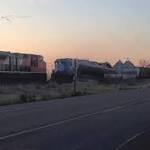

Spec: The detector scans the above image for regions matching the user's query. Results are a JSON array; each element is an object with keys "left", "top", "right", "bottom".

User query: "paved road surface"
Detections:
[{"left": 0, "top": 88, "right": 150, "bottom": 150}]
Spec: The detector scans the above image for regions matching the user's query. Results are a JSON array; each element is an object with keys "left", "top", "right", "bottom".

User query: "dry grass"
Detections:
[
  {"left": 0, "top": 82, "right": 74, "bottom": 106},
  {"left": 0, "top": 79, "right": 150, "bottom": 106}
]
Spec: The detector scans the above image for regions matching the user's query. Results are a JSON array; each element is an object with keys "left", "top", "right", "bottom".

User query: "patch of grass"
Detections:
[{"left": 0, "top": 79, "right": 149, "bottom": 106}]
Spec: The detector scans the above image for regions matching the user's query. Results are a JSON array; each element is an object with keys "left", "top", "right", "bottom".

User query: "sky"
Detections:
[{"left": 0, "top": 0, "right": 150, "bottom": 71}]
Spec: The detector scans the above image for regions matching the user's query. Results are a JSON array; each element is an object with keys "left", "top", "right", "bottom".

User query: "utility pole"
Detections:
[{"left": 73, "top": 59, "right": 77, "bottom": 95}]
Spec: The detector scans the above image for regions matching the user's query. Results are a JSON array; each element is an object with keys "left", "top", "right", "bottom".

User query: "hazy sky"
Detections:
[{"left": 0, "top": 0, "right": 150, "bottom": 69}]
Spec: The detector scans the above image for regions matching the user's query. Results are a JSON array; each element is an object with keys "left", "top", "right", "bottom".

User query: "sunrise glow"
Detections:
[{"left": 0, "top": 0, "right": 150, "bottom": 71}]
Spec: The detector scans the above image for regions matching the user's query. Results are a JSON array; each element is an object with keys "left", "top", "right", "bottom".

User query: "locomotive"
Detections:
[{"left": 0, "top": 51, "right": 47, "bottom": 83}]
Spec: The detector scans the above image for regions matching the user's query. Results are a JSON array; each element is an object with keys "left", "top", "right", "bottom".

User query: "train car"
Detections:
[
  {"left": 0, "top": 51, "right": 47, "bottom": 83},
  {"left": 138, "top": 67, "right": 150, "bottom": 78},
  {"left": 51, "top": 58, "right": 111, "bottom": 83}
]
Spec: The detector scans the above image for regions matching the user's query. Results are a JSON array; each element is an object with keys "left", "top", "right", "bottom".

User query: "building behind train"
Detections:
[{"left": 0, "top": 51, "right": 47, "bottom": 83}]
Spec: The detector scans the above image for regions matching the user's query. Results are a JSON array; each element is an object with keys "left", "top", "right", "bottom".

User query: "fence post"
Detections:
[{"left": 73, "top": 59, "right": 77, "bottom": 95}]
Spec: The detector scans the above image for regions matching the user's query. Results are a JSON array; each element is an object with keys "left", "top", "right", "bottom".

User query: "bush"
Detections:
[
  {"left": 71, "top": 91, "right": 89, "bottom": 97},
  {"left": 20, "top": 94, "right": 28, "bottom": 103},
  {"left": 20, "top": 93, "right": 36, "bottom": 103},
  {"left": 28, "top": 94, "right": 36, "bottom": 102}
]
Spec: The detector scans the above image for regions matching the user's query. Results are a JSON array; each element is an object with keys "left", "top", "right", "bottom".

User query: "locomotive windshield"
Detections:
[{"left": 55, "top": 59, "right": 73, "bottom": 73}]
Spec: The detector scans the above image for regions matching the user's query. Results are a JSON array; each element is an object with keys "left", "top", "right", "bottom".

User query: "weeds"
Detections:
[
  {"left": 0, "top": 79, "right": 148, "bottom": 106},
  {"left": 20, "top": 94, "right": 28, "bottom": 103}
]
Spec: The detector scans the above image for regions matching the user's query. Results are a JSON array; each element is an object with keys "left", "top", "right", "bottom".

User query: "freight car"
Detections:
[
  {"left": 138, "top": 67, "right": 150, "bottom": 78},
  {"left": 0, "top": 51, "right": 47, "bottom": 83},
  {"left": 51, "top": 58, "right": 111, "bottom": 83}
]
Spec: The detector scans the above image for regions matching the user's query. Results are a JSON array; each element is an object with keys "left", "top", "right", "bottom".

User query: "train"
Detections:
[
  {"left": 1, "top": 51, "right": 150, "bottom": 84},
  {"left": 51, "top": 58, "right": 113, "bottom": 83},
  {"left": 51, "top": 58, "right": 150, "bottom": 83},
  {"left": 0, "top": 51, "right": 47, "bottom": 83}
]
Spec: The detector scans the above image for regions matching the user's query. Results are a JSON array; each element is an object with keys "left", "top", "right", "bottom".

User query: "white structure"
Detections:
[{"left": 113, "top": 60, "right": 139, "bottom": 79}]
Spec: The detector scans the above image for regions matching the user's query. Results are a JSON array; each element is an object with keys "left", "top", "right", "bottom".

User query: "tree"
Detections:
[{"left": 139, "top": 59, "right": 150, "bottom": 68}]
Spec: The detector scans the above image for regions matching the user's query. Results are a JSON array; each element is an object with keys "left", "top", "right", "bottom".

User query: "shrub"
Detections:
[
  {"left": 20, "top": 94, "right": 28, "bottom": 103},
  {"left": 28, "top": 94, "right": 36, "bottom": 102}
]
